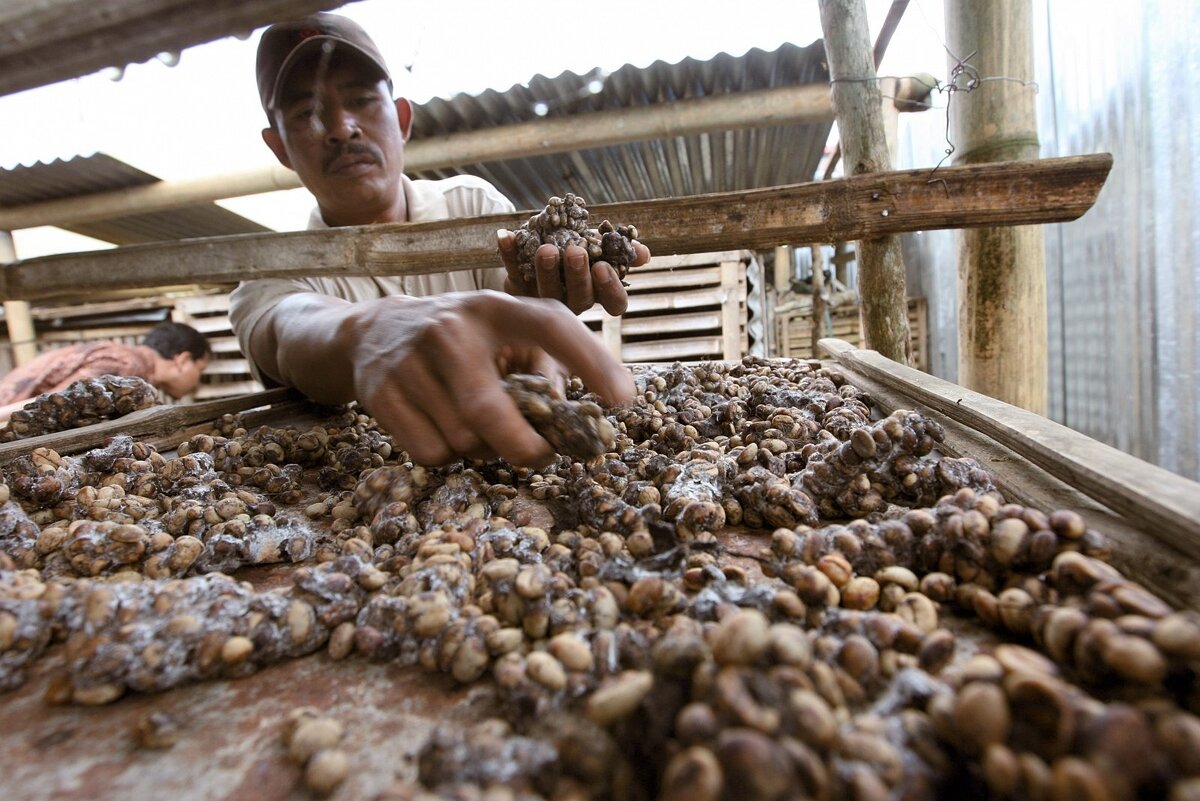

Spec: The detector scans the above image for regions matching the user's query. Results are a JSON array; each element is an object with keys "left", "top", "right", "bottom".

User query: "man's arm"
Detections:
[{"left": 243, "top": 289, "right": 633, "bottom": 467}]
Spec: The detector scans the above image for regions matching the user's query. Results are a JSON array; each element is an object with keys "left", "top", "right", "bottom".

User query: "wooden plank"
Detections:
[
  {"left": 0, "top": 155, "right": 1112, "bottom": 302},
  {"left": 640, "top": 251, "right": 748, "bottom": 270},
  {"left": 37, "top": 325, "right": 150, "bottom": 343},
  {"left": 173, "top": 294, "right": 234, "bottom": 315},
  {"left": 619, "top": 311, "right": 724, "bottom": 336},
  {"left": 201, "top": 359, "right": 251, "bottom": 375},
  {"left": 626, "top": 266, "right": 722, "bottom": 291},
  {"left": 622, "top": 337, "right": 723, "bottom": 362},
  {"left": 28, "top": 295, "right": 173, "bottom": 321},
  {"left": 187, "top": 317, "right": 233, "bottom": 334},
  {"left": 208, "top": 338, "right": 244, "bottom": 354},
  {"left": 0, "top": 387, "right": 297, "bottom": 463},
  {"left": 0, "top": 0, "right": 345, "bottom": 98},
  {"left": 825, "top": 348, "right": 1200, "bottom": 610},
  {"left": 585, "top": 286, "right": 728, "bottom": 318},
  {"left": 193, "top": 380, "right": 266, "bottom": 400},
  {"left": 819, "top": 339, "right": 1200, "bottom": 560}
]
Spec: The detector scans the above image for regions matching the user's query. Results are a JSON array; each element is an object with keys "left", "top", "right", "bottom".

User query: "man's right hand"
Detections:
[{"left": 331, "top": 290, "right": 632, "bottom": 467}]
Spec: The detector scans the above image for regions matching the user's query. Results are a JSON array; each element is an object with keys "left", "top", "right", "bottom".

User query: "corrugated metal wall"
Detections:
[{"left": 897, "top": 0, "right": 1200, "bottom": 481}]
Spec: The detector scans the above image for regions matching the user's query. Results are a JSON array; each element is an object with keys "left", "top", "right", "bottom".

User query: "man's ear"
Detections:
[
  {"left": 262, "top": 127, "right": 293, "bottom": 169},
  {"left": 395, "top": 97, "right": 414, "bottom": 142}
]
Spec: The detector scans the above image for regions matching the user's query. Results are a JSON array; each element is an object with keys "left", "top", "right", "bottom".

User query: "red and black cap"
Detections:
[{"left": 256, "top": 12, "right": 392, "bottom": 121}]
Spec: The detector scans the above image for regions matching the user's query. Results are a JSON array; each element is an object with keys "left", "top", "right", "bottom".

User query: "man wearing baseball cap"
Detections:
[{"left": 230, "top": 12, "right": 649, "bottom": 467}]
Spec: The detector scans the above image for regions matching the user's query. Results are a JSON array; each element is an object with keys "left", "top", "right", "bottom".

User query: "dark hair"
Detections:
[{"left": 142, "top": 322, "right": 211, "bottom": 360}]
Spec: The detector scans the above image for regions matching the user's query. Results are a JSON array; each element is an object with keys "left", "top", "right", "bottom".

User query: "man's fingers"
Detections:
[
  {"left": 631, "top": 240, "right": 651, "bottom": 268},
  {"left": 398, "top": 358, "right": 486, "bottom": 456},
  {"left": 482, "top": 296, "right": 634, "bottom": 407},
  {"left": 534, "top": 244, "right": 565, "bottom": 304},
  {"left": 592, "top": 262, "right": 628, "bottom": 316},
  {"left": 496, "top": 229, "right": 518, "bottom": 271},
  {"left": 370, "top": 390, "right": 455, "bottom": 466},
  {"left": 562, "top": 245, "right": 594, "bottom": 314},
  {"left": 423, "top": 307, "right": 557, "bottom": 466}
]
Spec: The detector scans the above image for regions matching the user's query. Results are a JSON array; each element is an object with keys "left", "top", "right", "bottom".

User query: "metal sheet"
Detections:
[{"left": 895, "top": 0, "right": 1200, "bottom": 481}]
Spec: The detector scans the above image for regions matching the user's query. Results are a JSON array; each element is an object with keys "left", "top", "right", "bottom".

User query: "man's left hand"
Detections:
[{"left": 497, "top": 233, "right": 651, "bottom": 316}]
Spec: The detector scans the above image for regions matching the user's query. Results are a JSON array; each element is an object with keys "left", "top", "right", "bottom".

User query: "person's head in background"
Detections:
[
  {"left": 142, "top": 321, "right": 211, "bottom": 398},
  {"left": 256, "top": 13, "right": 414, "bottom": 227}
]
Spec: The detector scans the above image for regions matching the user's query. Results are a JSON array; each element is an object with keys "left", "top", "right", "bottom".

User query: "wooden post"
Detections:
[
  {"left": 946, "top": 0, "right": 1047, "bottom": 413},
  {"left": 819, "top": 0, "right": 913, "bottom": 365},
  {"left": 0, "top": 231, "right": 37, "bottom": 367},
  {"left": 810, "top": 245, "right": 828, "bottom": 359}
]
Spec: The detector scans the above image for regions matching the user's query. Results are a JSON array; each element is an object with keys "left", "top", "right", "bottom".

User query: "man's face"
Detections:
[
  {"left": 159, "top": 354, "right": 208, "bottom": 399},
  {"left": 265, "top": 54, "right": 408, "bottom": 226}
]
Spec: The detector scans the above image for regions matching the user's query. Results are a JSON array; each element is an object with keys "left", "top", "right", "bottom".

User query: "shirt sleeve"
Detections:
[{"left": 228, "top": 278, "right": 313, "bottom": 386}]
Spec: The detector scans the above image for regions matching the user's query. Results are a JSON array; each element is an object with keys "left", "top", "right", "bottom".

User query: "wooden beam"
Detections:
[
  {"left": 0, "top": 154, "right": 1112, "bottom": 302},
  {"left": 0, "top": 0, "right": 347, "bottom": 98},
  {"left": 0, "top": 387, "right": 301, "bottom": 463},
  {"left": 820, "top": 0, "right": 912, "bottom": 365},
  {"left": 819, "top": 339, "right": 1200, "bottom": 562},
  {"left": 947, "top": 0, "right": 1047, "bottom": 414},
  {"left": 0, "top": 84, "right": 837, "bottom": 232}
]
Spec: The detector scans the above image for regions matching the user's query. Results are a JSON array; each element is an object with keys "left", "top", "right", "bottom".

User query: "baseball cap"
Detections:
[{"left": 256, "top": 12, "right": 393, "bottom": 121}]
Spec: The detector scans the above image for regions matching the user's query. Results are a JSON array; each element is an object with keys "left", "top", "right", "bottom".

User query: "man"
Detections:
[
  {"left": 0, "top": 321, "right": 211, "bottom": 418},
  {"left": 230, "top": 12, "right": 649, "bottom": 467}
]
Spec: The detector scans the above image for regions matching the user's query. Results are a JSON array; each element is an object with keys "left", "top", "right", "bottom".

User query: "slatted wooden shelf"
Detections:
[
  {"left": 777, "top": 296, "right": 928, "bottom": 371},
  {"left": 581, "top": 250, "right": 750, "bottom": 363},
  {"left": 172, "top": 293, "right": 263, "bottom": 402}
]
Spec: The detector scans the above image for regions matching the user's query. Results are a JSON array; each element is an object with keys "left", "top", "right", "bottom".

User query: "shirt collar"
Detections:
[{"left": 307, "top": 174, "right": 448, "bottom": 230}]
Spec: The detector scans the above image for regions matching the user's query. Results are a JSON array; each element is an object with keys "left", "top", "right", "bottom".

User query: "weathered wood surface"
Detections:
[
  {"left": 820, "top": 338, "right": 1200, "bottom": 565},
  {"left": 0, "top": 0, "right": 345, "bottom": 98},
  {"left": 819, "top": 0, "right": 913, "bottom": 364},
  {"left": 0, "top": 155, "right": 1112, "bottom": 302},
  {"left": 0, "top": 388, "right": 300, "bottom": 464}
]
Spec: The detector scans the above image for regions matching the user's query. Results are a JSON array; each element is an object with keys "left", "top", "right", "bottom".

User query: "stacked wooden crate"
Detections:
[
  {"left": 776, "top": 297, "right": 928, "bottom": 371},
  {"left": 580, "top": 250, "right": 751, "bottom": 363},
  {"left": 172, "top": 294, "right": 263, "bottom": 401}
]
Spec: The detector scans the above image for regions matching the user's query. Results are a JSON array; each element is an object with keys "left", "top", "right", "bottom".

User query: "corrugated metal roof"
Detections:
[
  {"left": 408, "top": 41, "right": 833, "bottom": 210},
  {"left": 0, "top": 153, "right": 270, "bottom": 244}
]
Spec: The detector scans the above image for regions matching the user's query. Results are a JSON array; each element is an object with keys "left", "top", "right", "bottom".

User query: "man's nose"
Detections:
[{"left": 321, "top": 104, "right": 360, "bottom": 144}]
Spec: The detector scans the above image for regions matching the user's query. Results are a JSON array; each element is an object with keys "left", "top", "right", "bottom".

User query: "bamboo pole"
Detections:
[
  {"left": 0, "top": 232, "right": 37, "bottom": 366},
  {"left": 0, "top": 155, "right": 1113, "bottom": 302},
  {"left": 819, "top": 0, "right": 913, "bottom": 365},
  {"left": 946, "top": 0, "right": 1047, "bottom": 413}
]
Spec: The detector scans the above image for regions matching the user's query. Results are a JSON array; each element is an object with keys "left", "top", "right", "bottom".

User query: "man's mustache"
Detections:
[{"left": 323, "top": 143, "right": 382, "bottom": 173}]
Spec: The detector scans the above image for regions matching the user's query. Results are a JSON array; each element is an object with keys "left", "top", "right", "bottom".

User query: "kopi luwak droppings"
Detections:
[{"left": 509, "top": 193, "right": 640, "bottom": 284}]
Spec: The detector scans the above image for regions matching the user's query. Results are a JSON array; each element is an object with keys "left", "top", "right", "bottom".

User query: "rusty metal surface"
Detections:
[
  {"left": 0, "top": 525, "right": 996, "bottom": 801},
  {"left": 0, "top": 604, "right": 493, "bottom": 801},
  {"left": 0, "top": 371, "right": 1188, "bottom": 800}
]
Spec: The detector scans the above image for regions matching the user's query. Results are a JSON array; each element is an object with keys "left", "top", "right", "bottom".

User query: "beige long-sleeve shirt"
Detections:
[{"left": 229, "top": 173, "right": 512, "bottom": 383}]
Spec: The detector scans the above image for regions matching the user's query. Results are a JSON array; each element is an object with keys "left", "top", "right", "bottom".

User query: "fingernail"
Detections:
[{"left": 496, "top": 228, "right": 512, "bottom": 250}]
